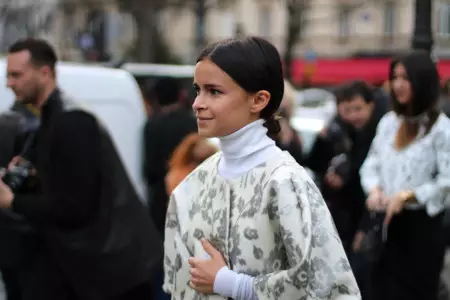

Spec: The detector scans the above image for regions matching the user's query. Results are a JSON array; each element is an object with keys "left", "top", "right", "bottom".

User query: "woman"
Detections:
[
  {"left": 360, "top": 50, "right": 450, "bottom": 300},
  {"left": 165, "top": 133, "right": 217, "bottom": 194},
  {"left": 163, "top": 36, "right": 360, "bottom": 299}
]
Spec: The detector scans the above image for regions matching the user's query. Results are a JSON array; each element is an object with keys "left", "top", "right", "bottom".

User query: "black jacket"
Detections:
[
  {"left": 144, "top": 108, "right": 197, "bottom": 233},
  {"left": 11, "top": 90, "right": 162, "bottom": 299}
]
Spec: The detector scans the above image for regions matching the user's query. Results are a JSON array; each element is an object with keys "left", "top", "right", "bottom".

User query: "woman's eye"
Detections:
[
  {"left": 193, "top": 86, "right": 200, "bottom": 95},
  {"left": 210, "top": 89, "right": 221, "bottom": 96}
]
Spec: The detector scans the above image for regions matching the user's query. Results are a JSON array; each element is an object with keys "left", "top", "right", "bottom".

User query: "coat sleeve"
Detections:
[
  {"left": 412, "top": 127, "right": 450, "bottom": 216},
  {"left": 359, "top": 112, "right": 394, "bottom": 194},
  {"left": 253, "top": 168, "right": 361, "bottom": 300}
]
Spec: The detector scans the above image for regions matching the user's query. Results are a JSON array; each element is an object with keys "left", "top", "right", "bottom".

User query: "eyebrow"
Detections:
[{"left": 193, "top": 82, "right": 224, "bottom": 89}]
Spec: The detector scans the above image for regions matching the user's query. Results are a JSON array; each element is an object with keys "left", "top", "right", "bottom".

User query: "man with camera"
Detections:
[
  {"left": 305, "top": 81, "right": 388, "bottom": 298},
  {"left": 0, "top": 38, "right": 161, "bottom": 300},
  {"left": 306, "top": 81, "right": 387, "bottom": 250}
]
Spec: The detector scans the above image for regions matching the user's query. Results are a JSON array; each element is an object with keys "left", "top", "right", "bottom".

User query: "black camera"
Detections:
[
  {"left": 2, "top": 160, "right": 34, "bottom": 192},
  {"left": 328, "top": 153, "right": 351, "bottom": 181}
]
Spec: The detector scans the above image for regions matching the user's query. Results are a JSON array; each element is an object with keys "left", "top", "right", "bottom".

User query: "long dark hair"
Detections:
[
  {"left": 197, "top": 36, "right": 284, "bottom": 135},
  {"left": 389, "top": 50, "right": 440, "bottom": 148},
  {"left": 389, "top": 50, "right": 440, "bottom": 117}
]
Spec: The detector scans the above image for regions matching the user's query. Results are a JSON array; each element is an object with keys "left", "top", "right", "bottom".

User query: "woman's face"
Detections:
[
  {"left": 391, "top": 63, "right": 412, "bottom": 105},
  {"left": 192, "top": 59, "right": 268, "bottom": 138}
]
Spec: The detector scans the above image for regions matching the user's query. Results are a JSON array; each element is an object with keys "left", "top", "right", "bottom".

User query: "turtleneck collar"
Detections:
[{"left": 218, "top": 119, "right": 281, "bottom": 179}]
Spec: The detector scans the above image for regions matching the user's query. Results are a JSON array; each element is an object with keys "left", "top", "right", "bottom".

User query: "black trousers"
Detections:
[
  {"left": 370, "top": 209, "right": 446, "bottom": 300},
  {"left": 20, "top": 251, "right": 154, "bottom": 300}
]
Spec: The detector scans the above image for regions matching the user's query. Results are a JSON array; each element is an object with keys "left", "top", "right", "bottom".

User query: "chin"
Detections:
[
  {"left": 396, "top": 96, "right": 410, "bottom": 105},
  {"left": 197, "top": 128, "right": 216, "bottom": 138}
]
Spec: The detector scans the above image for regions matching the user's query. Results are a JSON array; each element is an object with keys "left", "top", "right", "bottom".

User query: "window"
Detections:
[
  {"left": 438, "top": 2, "right": 450, "bottom": 37},
  {"left": 383, "top": 1, "right": 395, "bottom": 36},
  {"left": 338, "top": 6, "right": 350, "bottom": 37},
  {"left": 221, "top": 10, "right": 235, "bottom": 38},
  {"left": 259, "top": 5, "right": 271, "bottom": 37}
]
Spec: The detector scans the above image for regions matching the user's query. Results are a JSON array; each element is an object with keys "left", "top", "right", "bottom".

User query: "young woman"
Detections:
[
  {"left": 163, "top": 36, "right": 360, "bottom": 300},
  {"left": 360, "top": 50, "right": 450, "bottom": 300}
]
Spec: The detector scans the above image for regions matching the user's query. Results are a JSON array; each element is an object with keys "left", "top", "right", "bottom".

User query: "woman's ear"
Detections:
[{"left": 250, "top": 90, "right": 271, "bottom": 114}]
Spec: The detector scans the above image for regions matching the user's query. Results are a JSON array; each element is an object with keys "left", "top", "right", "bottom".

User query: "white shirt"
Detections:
[{"left": 360, "top": 111, "right": 450, "bottom": 216}]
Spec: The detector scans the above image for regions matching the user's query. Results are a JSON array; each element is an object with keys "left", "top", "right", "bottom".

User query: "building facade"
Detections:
[
  {"left": 2, "top": 0, "right": 450, "bottom": 62},
  {"left": 163, "top": 0, "right": 450, "bottom": 62}
]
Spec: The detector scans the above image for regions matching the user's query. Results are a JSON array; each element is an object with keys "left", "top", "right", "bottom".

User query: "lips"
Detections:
[{"left": 197, "top": 117, "right": 213, "bottom": 121}]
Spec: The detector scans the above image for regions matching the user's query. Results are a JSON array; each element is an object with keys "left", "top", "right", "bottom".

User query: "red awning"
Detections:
[{"left": 292, "top": 58, "right": 450, "bottom": 86}]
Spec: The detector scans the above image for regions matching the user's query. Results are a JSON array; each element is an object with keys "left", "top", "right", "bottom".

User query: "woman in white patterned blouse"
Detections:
[{"left": 360, "top": 50, "right": 450, "bottom": 300}]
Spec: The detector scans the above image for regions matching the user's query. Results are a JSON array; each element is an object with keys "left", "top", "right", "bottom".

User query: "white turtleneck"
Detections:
[
  {"left": 213, "top": 119, "right": 282, "bottom": 300},
  {"left": 218, "top": 119, "right": 282, "bottom": 180}
]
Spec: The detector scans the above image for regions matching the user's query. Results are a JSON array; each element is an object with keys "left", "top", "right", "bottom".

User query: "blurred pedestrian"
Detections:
[
  {"left": 361, "top": 50, "right": 450, "bottom": 300},
  {"left": 165, "top": 133, "right": 217, "bottom": 195},
  {"left": 0, "top": 38, "right": 161, "bottom": 300}
]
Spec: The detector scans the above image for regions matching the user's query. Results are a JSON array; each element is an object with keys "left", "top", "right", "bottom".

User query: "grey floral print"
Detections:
[{"left": 163, "top": 152, "right": 361, "bottom": 299}]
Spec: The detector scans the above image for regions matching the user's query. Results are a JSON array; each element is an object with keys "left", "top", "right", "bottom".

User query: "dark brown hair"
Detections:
[
  {"left": 389, "top": 50, "right": 440, "bottom": 149},
  {"left": 9, "top": 38, "right": 57, "bottom": 75}
]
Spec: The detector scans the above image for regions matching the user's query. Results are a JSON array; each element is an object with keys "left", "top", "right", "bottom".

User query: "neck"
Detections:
[
  {"left": 217, "top": 119, "right": 281, "bottom": 179},
  {"left": 35, "top": 82, "right": 56, "bottom": 109}
]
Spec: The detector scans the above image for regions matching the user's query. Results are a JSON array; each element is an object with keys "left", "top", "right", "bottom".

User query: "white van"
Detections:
[{"left": 0, "top": 59, "right": 148, "bottom": 202}]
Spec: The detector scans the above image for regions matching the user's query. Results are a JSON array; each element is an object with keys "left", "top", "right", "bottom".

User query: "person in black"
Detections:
[
  {"left": 144, "top": 77, "right": 198, "bottom": 234},
  {"left": 0, "top": 38, "right": 161, "bottom": 300},
  {"left": 306, "top": 81, "right": 387, "bottom": 252}
]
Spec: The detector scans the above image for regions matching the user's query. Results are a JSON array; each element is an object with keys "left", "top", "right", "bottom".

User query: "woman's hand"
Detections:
[
  {"left": 384, "top": 190, "right": 412, "bottom": 225},
  {"left": 188, "top": 238, "right": 227, "bottom": 294},
  {"left": 366, "top": 187, "right": 387, "bottom": 211},
  {"left": 352, "top": 230, "right": 366, "bottom": 253}
]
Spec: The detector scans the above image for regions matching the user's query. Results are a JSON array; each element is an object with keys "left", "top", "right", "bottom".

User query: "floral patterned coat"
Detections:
[{"left": 164, "top": 151, "right": 360, "bottom": 300}]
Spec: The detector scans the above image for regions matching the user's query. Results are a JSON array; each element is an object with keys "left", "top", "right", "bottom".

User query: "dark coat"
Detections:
[{"left": 11, "top": 90, "right": 162, "bottom": 299}]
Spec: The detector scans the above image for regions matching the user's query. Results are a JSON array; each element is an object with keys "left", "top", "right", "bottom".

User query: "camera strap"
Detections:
[{"left": 17, "top": 130, "right": 37, "bottom": 159}]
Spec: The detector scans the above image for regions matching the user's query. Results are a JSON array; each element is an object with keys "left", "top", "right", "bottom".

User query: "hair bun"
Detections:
[{"left": 264, "top": 114, "right": 281, "bottom": 136}]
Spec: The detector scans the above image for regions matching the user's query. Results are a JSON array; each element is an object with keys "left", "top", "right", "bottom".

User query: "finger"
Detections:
[
  {"left": 189, "top": 281, "right": 197, "bottom": 290},
  {"left": 384, "top": 210, "right": 392, "bottom": 225},
  {"left": 188, "top": 257, "right": 197, "bottom": 267},
  {"left": 190, "top": 273, "right": 209, "bottom": 286},
  {"left": 189, "top": 280, "right": 208, "bottom": 293},
  {"left": 189, "top": 268, "right": 206, "bottom": 280},
  {"left": 201, "top": 238, "right": 219, "bottom": 258},
  {"left": 8, "top": 156, "right": 21, "bottom": 170}
]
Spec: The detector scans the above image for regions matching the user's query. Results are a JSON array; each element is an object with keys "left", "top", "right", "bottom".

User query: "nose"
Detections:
[
  {"left": 192, "top": 94, "right": 206, "bottom": 112},
  {"left": 392, "top": 78, "right": 404, "bottom": 91},
  {"left": 6, "top": 76, "right": 14, "bottom": 89}
]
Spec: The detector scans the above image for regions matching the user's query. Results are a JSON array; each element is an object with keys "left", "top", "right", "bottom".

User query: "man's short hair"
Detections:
[
  {"left": 338, "top": 80, "right": 374, "bottom": 104},
  {"left": 8, "top": 38, "right": 58, "bottom": 73}
]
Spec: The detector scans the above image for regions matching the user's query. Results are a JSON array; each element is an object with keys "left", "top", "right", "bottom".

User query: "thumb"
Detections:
[{"left": 201, "top": 238, "right": 219, "bottom": 258}]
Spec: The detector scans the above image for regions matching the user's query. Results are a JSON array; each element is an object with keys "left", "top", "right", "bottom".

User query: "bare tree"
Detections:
[
  {"left": 284, "top": 0, "right": 310, "bottom": 82},
  {"left": 116, "top": 0, "right": 234, "bottom": 63},
  {"left": 0, "top": 0, "right": 56, "bottom": 39},
  {"left": 116, "top": 0, "right": 181, "bottom": 63},
  {"left": 187, "top": 0, "right": 235, "bottom": 54}
]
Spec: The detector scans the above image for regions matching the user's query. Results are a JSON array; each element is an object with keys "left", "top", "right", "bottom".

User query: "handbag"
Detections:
[{"left": 358, "top": 212, "right": 387, "bottom": 263}]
